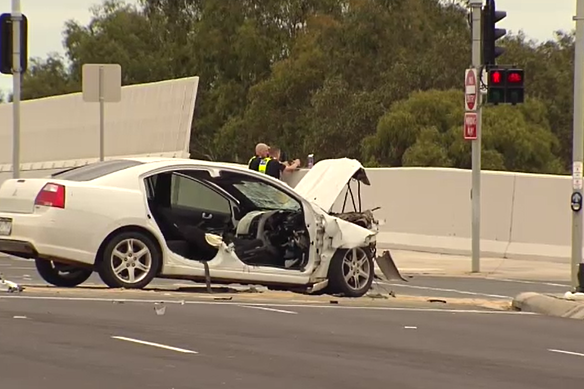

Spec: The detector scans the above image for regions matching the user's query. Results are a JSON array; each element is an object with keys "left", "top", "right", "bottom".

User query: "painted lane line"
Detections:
[
  {"left": 490, "top": 278, "right": 570, "bottom": 288},
  {"left": 0, "top": 295, "right": 536, "bottom": 315},
  {"left": 112, "top": 336, "right": 198, "bottom": 354},
  {"left": 548, "top": 349, "right": 584, "bottom": 357},
  {"left": 239, "top": 305, "right": 298, "bottom": 315},
  {"left": 380, "top": 282, "right": 512, "bottom": 299}
]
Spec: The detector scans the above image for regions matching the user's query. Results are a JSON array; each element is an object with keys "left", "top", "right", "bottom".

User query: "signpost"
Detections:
[
  {"left": 0, "top": 0, "right": 28, "bottom": 179},
  {"left": 464, "top": 68, "right": 478, "bottom": 112},
  {"left": 466, "top": 0, "right": 484, "bottom": 273},
  {"left": 82, "top": 63, "right": 122, "bottom": 161},
  {"left": 464, "top": 112, "right": 478, "bottom": 140}
]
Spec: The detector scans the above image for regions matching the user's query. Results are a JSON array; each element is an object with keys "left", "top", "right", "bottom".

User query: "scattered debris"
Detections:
[
  {"left": 0, "top": 274, "right": 24, "bottom": 293},
  {"left": 214, "top": 296, "right": 233, "bottom": 301},
  {"left": 366, "top": 292, "right": 389, "bottom": 299},
  {"left": 329, "top": 300, "right": 339, "bottom": 304},
  {"left": 154, "top": 302, "right": 166, "bottom": 315},
  {"left": 428, "top": 299, "right": 447, "bottom": 304}
]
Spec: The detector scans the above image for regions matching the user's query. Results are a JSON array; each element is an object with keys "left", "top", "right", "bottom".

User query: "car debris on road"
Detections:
[{"left": 0, "top": 274, "right": 24, "bottom": 293}]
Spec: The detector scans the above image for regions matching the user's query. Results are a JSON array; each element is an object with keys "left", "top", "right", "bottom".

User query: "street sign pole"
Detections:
[
  {"left": 82, "top": 63, "right": 122, "bottom": 162},
  {"left": 572, "top": 0, "right": 584, "bottom": 291},
  {"left": 469, "top": 0, "right": 483, "bottom": 273},
  {"left": 99, "top": 66, "right": 105, "bottom": 161},
  {"left": 11, "top": 0, "right": 21, "bottom": 179}
]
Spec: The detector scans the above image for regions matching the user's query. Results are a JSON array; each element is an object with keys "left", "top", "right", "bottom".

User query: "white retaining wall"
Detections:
[
  {"left": 0, "top": 76, "right": 200, "bottom": 185},
  {"left": 282, "top": 167, "right": 574, "bottom": 263}
]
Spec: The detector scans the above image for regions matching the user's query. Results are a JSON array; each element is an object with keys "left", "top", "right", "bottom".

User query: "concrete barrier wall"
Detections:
[
  {"left": 0, "top": 76, "right": 199, "bottom": 177},
  {"left": 282, "top": 167, "right": 574, "bottom": 263}
]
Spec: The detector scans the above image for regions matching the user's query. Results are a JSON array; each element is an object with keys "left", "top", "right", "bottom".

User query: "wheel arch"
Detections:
[{"left": 95, "top": 225, "right": 165, "bottom": 275}]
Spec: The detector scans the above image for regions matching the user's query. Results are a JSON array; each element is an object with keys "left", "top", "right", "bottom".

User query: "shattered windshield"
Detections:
[{"left": 233, "top": 181, "right": 301, "bottom": 211}]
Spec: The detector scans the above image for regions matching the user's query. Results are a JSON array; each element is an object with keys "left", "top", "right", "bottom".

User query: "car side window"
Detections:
[{"left": 170, "top": 174, "right": 230, "bottom": 214}]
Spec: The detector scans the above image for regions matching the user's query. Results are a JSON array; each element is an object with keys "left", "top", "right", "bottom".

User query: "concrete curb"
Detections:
[{"left": 512, "top": 292, "right": 584, "bottom": 319}]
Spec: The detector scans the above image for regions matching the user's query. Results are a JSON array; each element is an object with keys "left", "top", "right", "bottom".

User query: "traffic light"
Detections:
[
  {"left": 0, "top": 13, "right": 28, "bottom": 75},
  {"left": 482, "top": 0, "right": 507, "bottom": 66},
  {"left": 487, "top": 68, "right": 505, "bottom": 105},
  {"left": 505, "top": 69, "right": 524, "bottom": 104},
  {"left": 486, "top": 68, "right": 524, "bottom": 105}
]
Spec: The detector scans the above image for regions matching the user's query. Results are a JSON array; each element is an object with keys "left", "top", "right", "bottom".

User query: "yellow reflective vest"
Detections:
[{"left": 249, "top": 156, "right": 272, "bottom": 174}]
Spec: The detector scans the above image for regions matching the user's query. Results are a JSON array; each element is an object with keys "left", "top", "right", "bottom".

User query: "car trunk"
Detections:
[{"left": 0, "top": 179, "right": 50, "bottom": 214}]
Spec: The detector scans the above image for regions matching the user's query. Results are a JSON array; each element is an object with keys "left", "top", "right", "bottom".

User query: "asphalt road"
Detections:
[
  {"left": 0, "top": 295, "right": 583, "bottom": 388},
  {"left": 0, "top": 256, "right": 571, "bottom": 301}
]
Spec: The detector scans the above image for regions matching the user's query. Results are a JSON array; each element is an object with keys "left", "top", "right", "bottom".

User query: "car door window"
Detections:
[{"left": 170, "top": 174, "right": 230, "bottom": 214}]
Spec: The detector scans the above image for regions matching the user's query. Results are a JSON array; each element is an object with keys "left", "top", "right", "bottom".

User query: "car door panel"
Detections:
[
  {"left": 169, "top": 173, "right": 233, "bottom": 233},
  {"left": 170, "top": 204, "right": 231, "bottom": 231}
]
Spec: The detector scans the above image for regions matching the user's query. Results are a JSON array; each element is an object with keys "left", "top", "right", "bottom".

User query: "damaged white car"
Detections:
[{"left": 0, "top": 157, "right": 404, "bottom": 297}]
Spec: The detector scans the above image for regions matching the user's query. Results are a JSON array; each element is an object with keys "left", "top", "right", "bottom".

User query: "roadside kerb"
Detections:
[{"left": 512, "top": 292, "right": 584, "bottom": 319}]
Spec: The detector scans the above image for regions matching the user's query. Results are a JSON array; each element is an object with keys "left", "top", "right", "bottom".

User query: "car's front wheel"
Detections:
[
  {"left": 34, "top": 259, "right": 93, "bottom": 287},
  {"left": 327, "top": 247, "right": 374, "bottom": 297},
  {"left": 96, "top": 231, "right": 161, "bottom": 289}
]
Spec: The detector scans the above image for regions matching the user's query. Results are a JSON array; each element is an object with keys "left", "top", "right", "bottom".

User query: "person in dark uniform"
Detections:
[
  {"left": 265, "top": 146, "right": 300, "bottom": 180},
  {"left": 248, "top": 143, "right": 271, "bottom": 173}
]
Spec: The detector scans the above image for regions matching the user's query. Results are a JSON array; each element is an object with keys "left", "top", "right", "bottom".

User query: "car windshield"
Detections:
[{"left": 233, "top": 181, "right": 300, "bottom": 211}]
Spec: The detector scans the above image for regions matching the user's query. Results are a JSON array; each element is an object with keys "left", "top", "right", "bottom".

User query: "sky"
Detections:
[{"left": 0, "top": 0, "right": 577, "bottom": 92}]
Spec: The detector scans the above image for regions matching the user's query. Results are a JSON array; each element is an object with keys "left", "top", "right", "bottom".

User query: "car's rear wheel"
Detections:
[
  {"left": 327, "top": 247, "right": 374, "bottom": 297},
  {"left": 96, "top": 231, "right": 160, "bottom": 289},
  {"left": 34, "top": 259, "right": 93, "bottom": 287}
]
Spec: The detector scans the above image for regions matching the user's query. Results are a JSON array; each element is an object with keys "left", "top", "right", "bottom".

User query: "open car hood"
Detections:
[{"left": 293, "top": 158, "right": 370, "bottom": 212}]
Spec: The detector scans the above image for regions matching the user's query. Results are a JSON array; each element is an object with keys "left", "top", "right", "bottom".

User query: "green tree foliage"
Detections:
[{"left": 13, "top": 0, "right": 575, "bottom": 174}]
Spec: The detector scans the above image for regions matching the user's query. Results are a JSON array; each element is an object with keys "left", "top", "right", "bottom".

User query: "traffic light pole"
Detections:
[
  {"left": 11, "top": 0, "right": 22, "bottom": 179},
  {"left": 470, "top": 0, "right": 483, "bottom": 273},
  {"left": 572, "top": 0, "right": 584, "bottom": 291}
]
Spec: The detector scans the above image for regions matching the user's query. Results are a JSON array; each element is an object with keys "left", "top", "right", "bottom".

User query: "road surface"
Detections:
[
  {"left": 0, "top": 256, "right": 571, "bottom": 301},
  {"left": 0, "top": 295, "right": 583, "bottom": 388}
]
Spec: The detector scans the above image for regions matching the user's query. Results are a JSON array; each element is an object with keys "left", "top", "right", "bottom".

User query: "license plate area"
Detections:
[{"left": 0, "top": 217, "right": 13, "bottom": 236}]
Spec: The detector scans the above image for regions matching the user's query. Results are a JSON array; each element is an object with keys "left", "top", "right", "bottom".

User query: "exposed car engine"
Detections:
[{"left": 230, "top": 210, "right": 310, "bottom": 269}]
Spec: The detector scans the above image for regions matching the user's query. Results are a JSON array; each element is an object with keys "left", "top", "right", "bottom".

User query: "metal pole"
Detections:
[
  {"left": 572, "top": 0, "right": 584, "bottom": 291},
  {"left": 11, "top": 0, "right": 21, "bottom": 179},
  {"left": 99, "top": 65, "right": 105, "bottom": 161},
  {"left": 470, "top": 0, "right": 483, "bottom": 273}
]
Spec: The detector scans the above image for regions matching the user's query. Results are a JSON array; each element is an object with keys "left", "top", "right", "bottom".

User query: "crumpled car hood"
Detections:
[{"left": 294, "top": 158, "right": 370, "bottom": 213}]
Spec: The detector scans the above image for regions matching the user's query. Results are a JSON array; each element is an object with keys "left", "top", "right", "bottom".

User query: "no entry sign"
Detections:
[
  {"left": 464, "top": 112, "right": 477, "bottom": 140},
  {"left": 465, "top": 68, "right": 478, "bottom": 111}
]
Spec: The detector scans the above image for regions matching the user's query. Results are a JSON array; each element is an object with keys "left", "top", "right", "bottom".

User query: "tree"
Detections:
[
  {"left": 363, "top": 89, "right": 564, "bottom": 174},
  {"left": 12, "top": 0, "right": 576, "bottom": 174}
]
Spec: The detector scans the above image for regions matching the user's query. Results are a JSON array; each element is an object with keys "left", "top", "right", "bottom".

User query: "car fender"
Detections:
[
  {"left": 93, "top": 217, "right": 165, "bottom": 256},
  {"left": 322, "top": 214, "right": 376, "bottom": 249}
]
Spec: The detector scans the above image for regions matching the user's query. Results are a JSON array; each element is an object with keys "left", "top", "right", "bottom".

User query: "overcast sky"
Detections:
[{"left": 0, "top": 0, "right": 576, "bottom": 92}]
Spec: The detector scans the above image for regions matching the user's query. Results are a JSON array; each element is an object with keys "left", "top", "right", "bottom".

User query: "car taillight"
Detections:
[{"left": 34, "top": 183, "right": 66, "bottom": 208}]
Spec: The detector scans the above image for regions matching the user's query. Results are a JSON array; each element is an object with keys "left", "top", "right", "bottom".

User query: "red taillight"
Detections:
[{"left": 34, "top": 183, "right": 66, "bottom": 208}]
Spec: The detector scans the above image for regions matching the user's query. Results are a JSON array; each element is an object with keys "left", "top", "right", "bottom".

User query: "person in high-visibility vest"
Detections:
[
  {"left": 248, "top": 142, "right": 271, "bottom": 173},
  {"left": 264, "top": 147, "right": 300, "bottom": 180}
]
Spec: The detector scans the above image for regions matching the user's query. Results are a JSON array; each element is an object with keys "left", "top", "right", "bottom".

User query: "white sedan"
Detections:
[{"left": 0, "top": 157, "right": 404, "bottom": 297}]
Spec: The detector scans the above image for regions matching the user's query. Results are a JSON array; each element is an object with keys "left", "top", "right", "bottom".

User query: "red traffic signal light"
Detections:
[
  {"left": 506, "top": 70, "right": 524, "bottom": 85},
  {"left": 490, "top": 70, "right": 502, "bottom": 84}
]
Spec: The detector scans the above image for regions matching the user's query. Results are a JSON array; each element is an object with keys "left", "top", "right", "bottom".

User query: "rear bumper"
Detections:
[
  {"left": 0, "top": 239, "right": 38, "bottom": 258},
  {"left": 0, "top": 211, "right": 96, "bottom": 266}
]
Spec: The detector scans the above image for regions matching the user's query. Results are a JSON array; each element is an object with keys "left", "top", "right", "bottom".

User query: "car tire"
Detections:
[
  {"left": 327, "top": 247, "right": 374, "bottom": 298},
  {"left": 96, "top": 231, "right": 161, "bottom": 289},
  {"left": 34, "top": 259, "right": 93, "bottom": 287}
]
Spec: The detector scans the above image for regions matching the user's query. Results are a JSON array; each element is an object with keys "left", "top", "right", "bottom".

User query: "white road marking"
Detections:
[
  {"left": 380, "top": 282, "right": 512, "bottom": 299},
  {"left": 0, "top": 295, "right": 536, "bottom": 315},
  {"left": 239, "top": 305, "right": 298, "bottom": 314},
  {"left": 13, "top": 315, "right": 27, "bottom": 319},
  {"left": 491, "top": 278, "right": 570, "bottom": 288},
  {"left": 404, "top": 326, "right": 417, "bottom": 329},
  {"left": 112, "top": 336, "right": 198, "bottom": 354},
  {"left": 548, "top": 349, "right": 584, "bottom": 357}
]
